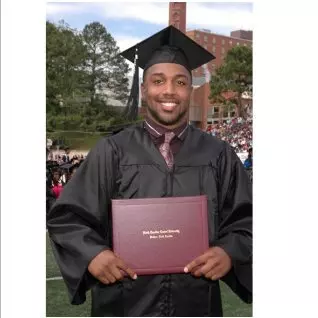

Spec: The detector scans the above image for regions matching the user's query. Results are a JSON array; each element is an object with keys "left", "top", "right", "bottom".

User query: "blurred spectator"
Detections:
[
  {"left": 244, "top": 148, "right": 253, "bottom": 169},
  {"left": 51, "top": 168, "right": 64, "bottom": 199},
  {"left": 69, "top": 164, "right": 80, "bottom": 180},
  {"left": 206, "top": 118, "right": 252, "bottom": 154},
  {"left": 62, "top": 149, "right": 70, "bottom": 163}
]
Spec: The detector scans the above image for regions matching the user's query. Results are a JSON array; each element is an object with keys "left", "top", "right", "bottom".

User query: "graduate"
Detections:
[{"left": 47, "top": 25, "right": 252, "bottom": 317}]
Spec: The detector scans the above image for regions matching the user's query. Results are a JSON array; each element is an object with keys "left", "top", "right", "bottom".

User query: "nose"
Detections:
[{"left": 163, "top": 80, "right": 176, "bottom": 95}]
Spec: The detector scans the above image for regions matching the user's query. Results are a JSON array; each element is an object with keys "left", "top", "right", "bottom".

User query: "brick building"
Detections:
[
  {"left": 186, "top": 29, "right": 252, "bottom": 78},
  {"left": 230, "top": 29, "right": 253, "bottom": 41}
]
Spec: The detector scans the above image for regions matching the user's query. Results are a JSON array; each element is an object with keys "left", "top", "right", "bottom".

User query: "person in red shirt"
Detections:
[{"left": 51, "top": 168, "right": 64, "bottom": 199}]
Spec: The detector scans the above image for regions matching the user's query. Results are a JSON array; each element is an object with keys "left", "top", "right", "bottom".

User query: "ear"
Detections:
[{"left": 141, "top": 82, "right": 146, "bottom": 101}]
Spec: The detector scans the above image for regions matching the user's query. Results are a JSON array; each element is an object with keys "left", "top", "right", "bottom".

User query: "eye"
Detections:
[
  {"left": 153, "top": 79, "right": 163, "bottom": 85},
  {"left": 177, "top": 80, "right": 186, "bottom": 86}
]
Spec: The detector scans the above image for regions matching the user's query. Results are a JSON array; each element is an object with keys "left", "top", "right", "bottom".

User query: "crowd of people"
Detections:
[
  {"left": 46, "top": 149, "right": 87, "bottom": 214},
  {"left": 206, "top": 117, "right": 252, "bottom": 154},
  {"left": 206, "top": 118, "right": 253, "bottom": 180}
]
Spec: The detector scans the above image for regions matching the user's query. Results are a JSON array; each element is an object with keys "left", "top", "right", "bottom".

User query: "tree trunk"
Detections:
[{"left": 237, "top": 96, "right": 247, "bottom": 119}]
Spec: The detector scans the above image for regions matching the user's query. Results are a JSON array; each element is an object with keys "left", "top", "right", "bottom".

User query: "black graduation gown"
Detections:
[{"left": 47, "top": 124, "right": 252, "bottom": 317}]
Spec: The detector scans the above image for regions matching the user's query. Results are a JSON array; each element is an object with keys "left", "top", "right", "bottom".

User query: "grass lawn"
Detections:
[
  {"left": 47, "top": 131, "right": 106, "bottom": 151},
  {"left": 46, "top": 234, "right": 61, "bottom": 278},
  {"left": 46, "top": 234, "right": 252, "bottom": 317},
  {"left": 47, "top": 280, "right": 91, "bottom": 317}
]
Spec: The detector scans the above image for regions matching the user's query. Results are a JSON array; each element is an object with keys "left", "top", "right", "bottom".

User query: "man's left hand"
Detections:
[{"left": 184, "top": 247, "right": 232, "bottom": 280}]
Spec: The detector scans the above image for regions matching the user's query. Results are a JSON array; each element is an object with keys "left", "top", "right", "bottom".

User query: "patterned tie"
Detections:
[{"left": 159, "top": 132, "right": 175, "bottom": 169}]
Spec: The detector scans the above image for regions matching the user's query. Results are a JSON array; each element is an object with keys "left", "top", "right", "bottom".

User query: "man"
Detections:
[
  {"left": 62, "top": 148, "right": 70, "bottom": 163},
  {"left": 47, "top": 26, "right": 252, "bottom": 317}
]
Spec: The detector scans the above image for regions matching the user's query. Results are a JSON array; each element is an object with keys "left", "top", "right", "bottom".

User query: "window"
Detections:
[
  {"left": 229, "top": 40, "right": 232, "bottom": 45},
  {"left": 244, "top": 43, "right": 247, "bottom": 46},
  {"left": 222, "top": 39, "right": 225, "bottom": 45},
  {"left": 212, "top": 37, "right": 216, "bottom": 44},
  {"left": 214, "top": 107, "right": 219, "bottom": 113},
  {"left": 204, "top": 35, "right": 208, "bottom": 42},
  {"left": 237, "top": 42, "right": 240, "bottom": 46},
  {"left": 212, "top": 45, "right": 216, "bottom": 53},
  {"left": 231, "top": 111, "right": 236, "bottom": 117},
  {"left": 221, "top": 47, "right": 225, "bottom": 54},
  {"left": 196, "top": 33, "right": 200, "bottom": 39}
]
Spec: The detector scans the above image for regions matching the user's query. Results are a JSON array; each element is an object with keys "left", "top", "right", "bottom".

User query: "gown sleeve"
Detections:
[
  {"left": 47, "top": 137, "right": 118, "bottom": 305},
  {"left": 214, "top": 143, "right": 253, "bottom": 303}
]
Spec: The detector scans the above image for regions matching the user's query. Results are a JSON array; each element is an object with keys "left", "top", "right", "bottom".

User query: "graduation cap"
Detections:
[
  {"left": 59, "top": 163, "right": 74, "bottom": 171},
  {"left": 120, "top": 25, "right": 216, "bottom": 74}
]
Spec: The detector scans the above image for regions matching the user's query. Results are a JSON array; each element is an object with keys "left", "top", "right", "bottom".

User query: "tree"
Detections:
[
  {"left": 46, "top": 21, "right": 87, "bottom": 115},
  {"left": 210, "top": 46, "right": 252, "bottom": 119},
  {"left": 46, "top": 20, "right": 135, "bottom": 133},
  {"left": 81, "top": 22, "right": 130, "bottom": 107}
]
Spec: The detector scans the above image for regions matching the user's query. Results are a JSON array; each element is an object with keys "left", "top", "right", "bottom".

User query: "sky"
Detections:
[{"left": 46, "top": 2, "right": 253, "bottom": 54}]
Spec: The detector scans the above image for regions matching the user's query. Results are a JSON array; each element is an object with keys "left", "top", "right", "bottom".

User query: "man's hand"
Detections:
[
  {"left": 184, "top": 247, "right": 232, "bottom": 280},
  {"left": 88, "top": 249, "right": 137, "bottom": 285}
]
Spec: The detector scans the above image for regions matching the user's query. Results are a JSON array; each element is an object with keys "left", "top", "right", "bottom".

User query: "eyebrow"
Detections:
[{"left": 150, "top": 72, "right": 190, "bottom": 79}]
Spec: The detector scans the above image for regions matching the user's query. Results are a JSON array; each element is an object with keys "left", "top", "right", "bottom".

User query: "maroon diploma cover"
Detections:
[{"left": 111, "top": 195, "right": 209, "bottom": 275}]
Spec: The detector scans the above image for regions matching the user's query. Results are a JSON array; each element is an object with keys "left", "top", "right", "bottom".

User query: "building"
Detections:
[
  {"left": 231, "top": 29, "right": 253, "bottom": 41},
  {"left": 186, "top": 29, "right": 252, "bottom": 78}
]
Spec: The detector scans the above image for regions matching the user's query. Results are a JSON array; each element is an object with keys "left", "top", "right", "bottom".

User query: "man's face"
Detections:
[{"left": 141, "top": 63, "right": 193, "bottom": 128}]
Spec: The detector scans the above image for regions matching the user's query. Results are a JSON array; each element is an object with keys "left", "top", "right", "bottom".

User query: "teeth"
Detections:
[{"left": 161, "top": 102, "right": 177, "bottom": 107}]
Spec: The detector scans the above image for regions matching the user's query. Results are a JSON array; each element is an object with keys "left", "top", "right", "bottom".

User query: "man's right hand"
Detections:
[{"left": 88, "top": 249, "right": 137, "bottom": 285}]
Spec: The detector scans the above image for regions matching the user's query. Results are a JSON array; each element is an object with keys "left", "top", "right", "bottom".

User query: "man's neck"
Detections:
[
  {"left": 144, "top": 116, "right": 188, "bottom": 140},
  {"left": 145, "top": 115, "right": 188, "bottom": 132}
]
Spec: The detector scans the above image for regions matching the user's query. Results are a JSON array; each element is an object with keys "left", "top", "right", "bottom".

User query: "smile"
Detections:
[{"left": 160, "top": 102, "right": 178, "bottom": 109}]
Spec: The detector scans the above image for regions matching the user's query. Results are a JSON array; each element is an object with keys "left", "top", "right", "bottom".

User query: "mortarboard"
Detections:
[{"left": 120, "top": 25, "right": 215, "bottom": 74}]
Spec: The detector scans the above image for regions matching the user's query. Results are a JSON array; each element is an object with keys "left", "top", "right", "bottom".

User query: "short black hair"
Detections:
[{"left": 51, "top": 167, "right": 61, "bottom": 175}]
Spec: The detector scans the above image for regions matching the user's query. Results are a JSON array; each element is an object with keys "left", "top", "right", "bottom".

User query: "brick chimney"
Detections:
[{"left": 168, "top": 2, "right": 186, "bottom": 33}]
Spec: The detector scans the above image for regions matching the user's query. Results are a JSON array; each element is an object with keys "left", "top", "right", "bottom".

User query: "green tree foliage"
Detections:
[
  {"left": 46, "top": 20, "right": 134, "bottom": 133},
  {"left": 210, "top": 46, "right": 252, "bottom": 118},
  {"left": 46, "top": 21, "right": 87, "bottom": 115},
  {"left": 82, "top": 22, "right": 130, "bottom": 106}
]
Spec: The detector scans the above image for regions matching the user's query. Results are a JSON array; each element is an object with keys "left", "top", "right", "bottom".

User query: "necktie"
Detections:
[{"left": 159, "top": 132, "right": 175, "bottom": 169}]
